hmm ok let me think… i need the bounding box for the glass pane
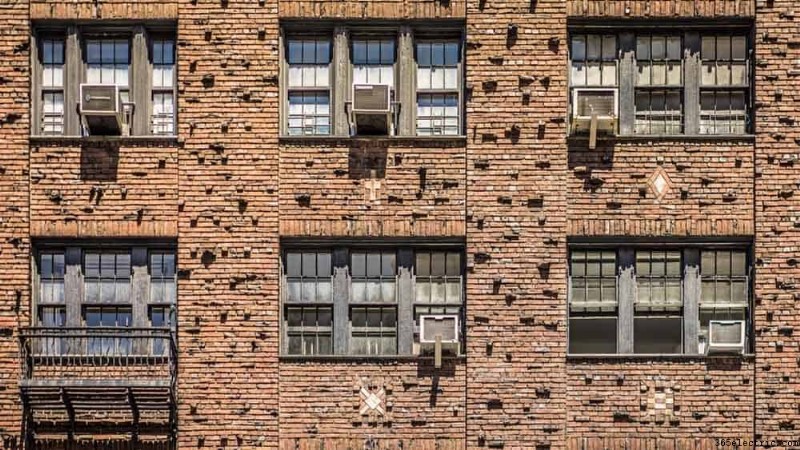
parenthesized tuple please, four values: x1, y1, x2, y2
(717, 62, 731, 86)
(701, 36, 716, 60)
(317, 280, 331, 302)
(572, 35, 586, 60)
(287, 280, 301, 302)
(666, 280, 681, 304)
(586, 63, 601, 85)
(701, 251, 716, 275)
(732, 280, 748, 304)
(317, 308, 332, 326)
(651, 36, 666, 60)
(651, 62, 666, 85)
(717, 280, 731, 303)
(302, 282, 316, 303)
(416, 281, 430, 303)
(586, 252, 600, 276)
(571, 252, 585, 277)
(570, 278, 586, 304)
(317, 252, 331, 277)
(636, 36, 650, 60)
(667, 36, 681, 60)
(601, 278, 616, 304)
(601, 252, 616, 276)
(367, 252, 381, 277)
(446, 253, 460, 276)
(286, 307, 302, 327)
(569, 318, 616, 354)
(352, 252, 366, 277)
(701, 280, 716, 305)
(302, 252, 316, 277)
(667, 63, 681, 85)
(717, 36, 731, 60)
(287, 335, 302, 354)
(446, 281, 461, 303)
(637, 62, 651, 86)
(431, 280, 446, 303)
(587, 35, 601, 60)
(717, 252, 731, 276)
(601, 63, 616, 86)
(571, 63, 586, 86)
(732, 36, 746, 59)
(366, 281, 381, 302)
(637, 281, 650, 304)
(634, 317, 682, 354)
(416, 253, 430, 277)
(602, 35, 616, 60)
(731, 63, 746, 86)
(667, 252, 681, 276)
(318, 335, 332, 355)
(586, 278, 600, 303)
(382, 281, 396, 303)
(701, 62, 716, 86)
(636, 252, 650, 276)
(731, 251, 746, 275)
(431, 253, 445, 276)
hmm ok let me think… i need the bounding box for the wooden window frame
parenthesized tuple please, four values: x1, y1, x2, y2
(31, 24, 177, 137)
(567, 243, 753, 356)
(567, 25, 753, 138)
(280, 244, 465, 358)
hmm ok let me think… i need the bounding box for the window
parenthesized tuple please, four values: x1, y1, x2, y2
(283, 251, 333, 355)
(415, 41, 460, 136)
(699, 250, 748, 353)
(40, 39, 65, 135)
(281, 26, 464, 137)
(568, 246, 751, 355)
(149, 251, 176, 355)
(568, 28, 752, 136)
(33, 27, 177, 136)
(281, 246, 465, 356)
(353, 38, 395, 86)
(634, 251, 683, 354)
(571, 34, 618, 88)
(151, 39, 176, 135)
(33, 245, 176, 356)
(286, 38, 331, 135)
(568, 250, 617, 354)
(38, 251, 66, 354)
(635, 35, 683, 134)
(700, 35, 748, 134)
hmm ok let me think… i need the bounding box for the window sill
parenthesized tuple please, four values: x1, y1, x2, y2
(279, 135, 467, 147)
(279, 354, 467, 363)
(567, 134, 756, 144)
(567, 353, 755, 362)
(30, 135, 180, 146)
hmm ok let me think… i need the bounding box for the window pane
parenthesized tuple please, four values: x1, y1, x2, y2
(366, 252, 381, 277)
(569, 317, 616, 354)
(731, 251, 746, 276)
(302, 252, 316, 277)
(636, 36, 650, 60)
(702, 36, 716, 60)
(572, 35, 586, 60)
(587, 35, 601, 60)
(634, 316, 682, 354)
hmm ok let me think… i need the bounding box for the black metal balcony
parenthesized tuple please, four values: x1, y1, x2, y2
(19, 327, 177, 443)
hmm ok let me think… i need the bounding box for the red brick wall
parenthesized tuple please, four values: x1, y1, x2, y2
(0, 0, 30, 445)
(177, 0, 281, 448)
(754, 0, 800, 441)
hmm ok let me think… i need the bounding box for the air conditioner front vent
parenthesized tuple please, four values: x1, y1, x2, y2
(707, 320, 745, 354)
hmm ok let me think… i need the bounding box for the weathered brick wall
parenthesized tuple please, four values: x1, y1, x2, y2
(177, 0, 281, 448)
(566, 0, 754, 18)
(566, 359, 755, 436)
(279, 361, 466, 447)
(29, 141, 179, 238)
(754, 0, 800, 441)
(567, 141, 755, 237)
(30, 0, 177, 20)
(0, 0, 30, 446)
(465, 0, 568, 447)
(278, 0, 465, 20)
(280, 140, 466, 238)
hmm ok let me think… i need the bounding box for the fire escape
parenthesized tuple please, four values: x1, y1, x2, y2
(18, 327, 177, 449)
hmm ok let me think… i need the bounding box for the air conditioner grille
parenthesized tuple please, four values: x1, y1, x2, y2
(353, 84, 390, 112)
(710, 321, 743, 345)
(576, 91, 616, 117)
(421, 316, 458, 343)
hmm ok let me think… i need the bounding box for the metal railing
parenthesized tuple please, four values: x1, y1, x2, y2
(19, 327, 177, 388)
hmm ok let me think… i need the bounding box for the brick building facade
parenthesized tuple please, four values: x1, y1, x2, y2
(0, 0, 797, 449)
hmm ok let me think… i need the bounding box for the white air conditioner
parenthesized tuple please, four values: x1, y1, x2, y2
(420, 315, 459, 344)
(571, 88, 618, 144)
(80, 84, 128, 135)
(707, 320, 745, 355)
(350, 84, 393, 136)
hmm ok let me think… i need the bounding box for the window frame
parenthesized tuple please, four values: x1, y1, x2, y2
(279, 23, 465, 138)
(567, 24, 754, 138)
(31, 25, 178, 137)
(567, 243, 753, 357)
(283, 35, 333, 136)
(413, 38, 464, 136)
(280, 244, 465, 358)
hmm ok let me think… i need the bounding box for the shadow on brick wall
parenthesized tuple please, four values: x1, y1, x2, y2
(80, 144, 119, 182)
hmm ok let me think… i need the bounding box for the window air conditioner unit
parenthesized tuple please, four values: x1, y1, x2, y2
(418, 314, 459, 368)
(80, 84, 128, 136)
(707, 320, 745, 355)
(571, 88, 618, 149)
(350, 84, 393, 136)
